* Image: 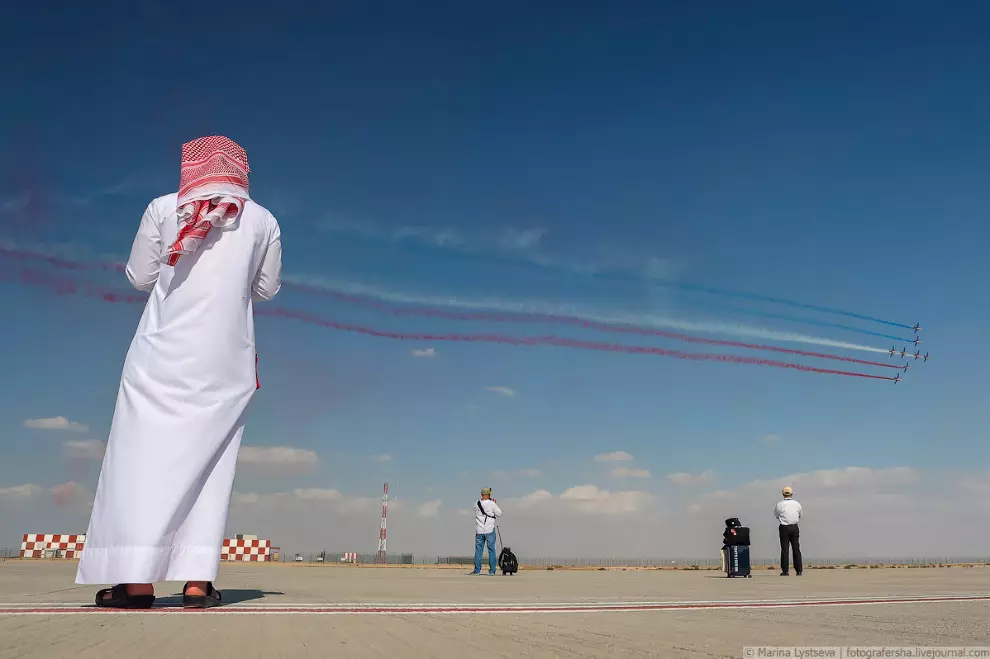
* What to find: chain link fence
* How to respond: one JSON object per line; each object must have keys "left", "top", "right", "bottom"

{"left": 3, "top": 546, "right": 986, "bottom": 567}
{"left": 280, "top": 553, "right": 990, "bottom": 567}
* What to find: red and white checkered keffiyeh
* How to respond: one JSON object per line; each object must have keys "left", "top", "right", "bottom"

{"left": 162, "top": 136, "right": 251, "bottom": 266}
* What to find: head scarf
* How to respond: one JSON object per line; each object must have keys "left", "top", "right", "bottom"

{"left": 162, "top": 136, "right": 251, "bottom": 266}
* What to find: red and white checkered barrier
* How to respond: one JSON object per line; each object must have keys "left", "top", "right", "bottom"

{"left": 340, "top": 552, "right": 358, "bottom": 563}
{"left": 221, "top": 538, "right": 272, "bottom": 562}
{"left": 20, "top": 534, "right": 85, "bottom": 559}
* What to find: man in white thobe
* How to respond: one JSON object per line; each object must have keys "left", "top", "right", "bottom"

{"left": 76, "top": 136, "right": 282, "bottom": 609}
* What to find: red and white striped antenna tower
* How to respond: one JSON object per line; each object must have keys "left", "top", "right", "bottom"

{"left": 376, "top": 482, "right": 388, "bottom": 564}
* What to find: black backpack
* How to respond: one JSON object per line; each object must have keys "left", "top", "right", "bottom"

{"left": 498, "top": 547, "right": 518, "bottom": 575}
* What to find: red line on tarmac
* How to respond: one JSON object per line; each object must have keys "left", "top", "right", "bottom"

{"left": 1, "top": 595, "right": 988, "bottom": 615}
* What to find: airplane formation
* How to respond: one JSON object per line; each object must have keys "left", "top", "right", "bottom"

{"left": 887, "top": 323, "right": 929, "bottom": 383}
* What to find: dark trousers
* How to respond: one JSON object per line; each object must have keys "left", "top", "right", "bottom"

{"left": 779, "top": 524, "right": 802, "bottom": 574}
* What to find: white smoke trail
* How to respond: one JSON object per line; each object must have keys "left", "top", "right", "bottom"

{"left": 281, "top": 274, "right": 890, "bottom": 355}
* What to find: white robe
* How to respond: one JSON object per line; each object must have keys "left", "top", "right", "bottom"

{"left": 76, "top": 192, "right": 281, "bottom": 585}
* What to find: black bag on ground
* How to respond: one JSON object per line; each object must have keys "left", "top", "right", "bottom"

{"left": 722, "top": 517, "right": 751, "bottom": 546}
{"left": 498, "top": 547, "right": 518, "bottom": 575}
{"left": 723, "top": 526, "right": 750, "bottom": 546}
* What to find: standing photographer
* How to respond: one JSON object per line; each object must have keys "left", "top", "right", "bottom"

{"left": 473, "top": 487, "right": 502, "bottom": 575}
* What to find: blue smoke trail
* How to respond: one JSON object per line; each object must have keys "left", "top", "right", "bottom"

{"left": 663, "top": 282, "right": 913, "bottom": 329}
{"left": 705, "top": 306, "right": 914, "bottom": 343}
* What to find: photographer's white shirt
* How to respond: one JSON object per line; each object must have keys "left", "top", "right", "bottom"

{"left": 475, "top": 499, "right": 502, "bottom": 534}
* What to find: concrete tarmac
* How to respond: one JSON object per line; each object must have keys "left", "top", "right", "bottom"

{"left": 2, "top": 562, "right": 989, "bottom": 658}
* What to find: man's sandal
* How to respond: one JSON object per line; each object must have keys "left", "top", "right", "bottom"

{"left": 95, "top": 584, "right": 155, "bottom": 609}
{"left": 182, "top": 582, "right": 222, "bottom": 608}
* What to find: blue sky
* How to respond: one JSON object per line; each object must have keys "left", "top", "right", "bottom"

{"left": 1, "top": 1, "right": 989, "bottom": 557}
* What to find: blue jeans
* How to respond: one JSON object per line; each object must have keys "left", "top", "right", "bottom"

{"left": 474, "top": 531, "right": 496, "bottom": 574}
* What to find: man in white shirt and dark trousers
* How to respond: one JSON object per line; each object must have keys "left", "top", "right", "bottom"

{"left": 775, "top": 486, "right": 803, "bottom": 576}
{"left": 473, "top": 487, "right": 502, "bottom": 575}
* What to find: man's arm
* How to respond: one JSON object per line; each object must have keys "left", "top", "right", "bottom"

{"left": 491, "top": 501, "right": 502, "bottom": 518}
{"left": 125, "top": 202, "right": 162, "bottom": 292}
{"left": 773, "top": 502, "right": 781, "bottom": 521}
{"left": 252, "top": 220, "right": 282, "bottom": 302}
{"left": 797, "top": 502, "right": 802, "bottom": 519}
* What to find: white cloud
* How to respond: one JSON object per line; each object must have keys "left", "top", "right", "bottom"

{"left": 238, "top": 446, "right": 319, "bottom": 470}
{"left": 696, "top": 466, "right": 922, "bottom": 511}
{"left": 486, "top": 386, "right": 516, "bottom": 397}
{"left": 958, "top": 473, "right": 990, "bottom": 498}
{"left": 517, "top": 469, "right": 541, "bottom": 477}
{"left": 505, "top": 485, "right": 653, "bottom": 516}
{"left": 610, "top": 467, "right": 651, "bottom": 479}
{"left": 229, "top": 486, "right": 401, "bottom": 523}
{"left": 371, "top": 454, "right": 392, "bottom": 463}
{"left": 315, "top": 218, "right": 678, "bottom": 282}
{"left": 764, "top": 466, "right": 918, "bottom": 492}
{"left": 0, "top": 481, "right": 92, "bottom": 507}
{"left": 62, "top": 439, "right": 105, "bottom": 460}
{"left": 292, "top": 487, "right": 344, "bottom": 501}
{"left": 492, "top": 470, "right": 507, "bottom": 479}
{"left": 515, "top": 490, "right": 554, "bottom": 508}
{"left": 411, "top": 348, "right": 437, "bottom": 359}
{"left": 416, "top": 499, "right": 442, "bottom": 518}
{"left": 559, "top": 485, "right": 653, "bottom": 515}
{"left": 211, "top": 466, "right": 990, "bottom": 558}
{"left": 499, "top": 228, "right": 545, "bottom": 251}
{"left": 762, "top": 434, "right": 780, "bottom": 444}
{"left": 665, "top": 469, "right": 716, "bottom": 486}
{"left": 319, "top": 218, "right": 465, "bottom": 248}
{"left": 65, "top": 174, "right": 164, "bottom": 207}
{"left": 231, "top": 492, "right": 261, "bottom": 505}
{"left": 1, "top": 194, "right": 31, "bottom": 213}
{"left": 594, "top": 451, "right": 634, "bottom": 462}
{"left": 0, "top": 484, "right": 43, "bottom": 502}
{"left": 23, "top": 416, "right": 88, "bottom": 433}
{"left": 50, "top": 481, "right": 89, "bottom": 507}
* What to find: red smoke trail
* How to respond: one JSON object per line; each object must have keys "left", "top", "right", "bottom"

{"left": 288, "top": 284, "right": 903, "bottom": 370}
{"left": 0, "top": 247, "right": 125, "bottom": 274}
{"left": 258, "top": 307, "right": 898, "bottom": 381}
{"left": 2, "top": 268, "right": 147, "bottom": 304}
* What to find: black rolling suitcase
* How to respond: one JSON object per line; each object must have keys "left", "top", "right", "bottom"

{"left": 722, "top": 517, "right": 752, "bottom": 578}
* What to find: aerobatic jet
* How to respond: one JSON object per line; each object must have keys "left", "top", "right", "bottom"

{"left": 913, "top": 323, "right": 922, "bottom": 333}
{"left": 912, "top": 337, "right": 921, "bottom": 346}
{"left": 900, "top": 347, "right": 908, "bottom": 358}
{"left": 902, "top": 363, "right": 910, "bottom": 373}
{"left": 913, "top": 350, "right": 922, "bottom": 360}
{"left": 889, "top": 346, "right": 897, "bottom": 357}
{"left": 892, "top": 373, "right": 902, "bottom": 384}
{"left": 923, "top": 352, "right": 929, "bottom": 362}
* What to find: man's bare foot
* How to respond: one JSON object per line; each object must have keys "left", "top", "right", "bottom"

{"left": 184, "top": 581, "right": 209, "bottom": 597}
